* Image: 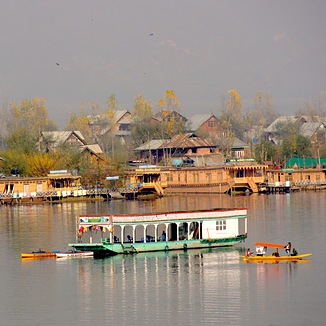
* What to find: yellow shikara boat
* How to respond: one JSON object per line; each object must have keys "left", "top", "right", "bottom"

{"left": 21, "top": 250, "right": 58, "bottom": 259}
{"left": 241, "top": 242, "right": 312, "bottom": 262}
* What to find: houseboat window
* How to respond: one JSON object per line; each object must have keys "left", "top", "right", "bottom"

{"left": 216, "top": 220, "right": 226, "bottom": 231}
{"left": 254, "top": 169, "right": 263, "bottom": 177}
{"left": 206, "top": 173, "right": 211, "bottom": 183}
{"left": 178, "top": 223, "right": 188, "bottom": 240}
{"left": 236, "top": 170, "right": 244, "bottom": 178}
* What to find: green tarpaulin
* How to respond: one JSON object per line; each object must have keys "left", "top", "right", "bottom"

{"left": 285, "top": 157, "right": 326, "bottom": 168}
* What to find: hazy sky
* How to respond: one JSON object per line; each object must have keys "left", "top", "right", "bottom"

{"left": 1, "top": 0, "right": 325, "bottom": 128}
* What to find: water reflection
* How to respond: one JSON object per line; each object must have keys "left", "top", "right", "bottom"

{"left": 68, "top": 248, "right": 245, "bottom": 325}
{"left": 1, "top": 192, "right": 325, "bottom": 326}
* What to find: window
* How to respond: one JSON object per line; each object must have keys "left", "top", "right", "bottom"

{"left": 216, "top": 220, "right": 226, "bottom": 231}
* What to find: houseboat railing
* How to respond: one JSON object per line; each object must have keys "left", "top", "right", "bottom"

{"left": 0, "top": 188, "right": 126, "bottom": 204}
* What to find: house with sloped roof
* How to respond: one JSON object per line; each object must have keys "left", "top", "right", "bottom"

{"left": 99, "top": 110, "right": 131, "bottom": 138}
{"left": 299, "top": 122, "right": 325, "bottom": 143}
{"left": 38, "top": 131, "right": 105, "bottom": 163}
{"left": 88, "top": 110, "right": 132, "bottom": 143}
{"left": 264, "top": 116, "right": 307, "bottom": 144}
{"left": 80, "top": 144, "right": 105, "bottom": 163}
{"left": 152, "top": 110, "right": 188, "bottom": 126}
{"left": 134, "top": 133, "right": 219, "bottom": 165}
{"left": 213, "top": 137, "right": 249, "bottom": 159}
{"left": 188, "top": 113, "right": 219, "bottom": 134}
{"left": 265, "top": 115, "right": 326, "bottom": 144}
{"left": 134, "top": 132, "right": 249, "bottom": 165}
{"left": 38, "top": 131, "right": 87, "bottom": 152}
{"left": 133, "top": 139, "right": 166, "bottom": 164}
{"left": 230, "top": 138, "right": 250, "bottom": 158}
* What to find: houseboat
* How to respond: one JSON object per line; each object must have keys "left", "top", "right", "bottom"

{"left": 69, "top": 207, "right": 248, "bottom": 257}
{"left": 266, "top": 167, "right": 326, "bottom": 192}
{"left": 124, "top": 160, "right": 268, "bottom": 196}
{"left": 0, "top": 170, "right": 123, "bottom": 205}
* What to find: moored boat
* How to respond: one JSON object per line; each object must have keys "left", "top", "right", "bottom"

{"left": 21, "top": 250, "right": 58, "bottom": 259}
{"left": 69, "top": 207, "right": 248, "bottom": 257}
{"left": 241, "top": 242, "right": 312, "bottom": 262}
{"left": 56, "top": 250, "right": 94, "bottom": 259}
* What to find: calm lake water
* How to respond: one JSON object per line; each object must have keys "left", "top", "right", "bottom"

{"left": 0, "top": 192, "right": 325, "bottom": 326}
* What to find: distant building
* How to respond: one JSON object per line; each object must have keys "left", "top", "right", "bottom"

{"left": 38, "top": 131, "right": 87, "bottom": 152}
{"left": 188, "top": 113, "right": 219, "bottom": 135}
{"left": 152, "top": 109, "right": 188, "bottom": 124}
{"left": 88, "top": 110, "right": 132, "bottom": 144}
{"left": 134, "top": 133, "right": 217, "bottom": 165}
{"left": 38, "top": 130, "right": 105, "bottom": 163}
{"left": 264, "top": 115, "right": 326, "bottom": 144}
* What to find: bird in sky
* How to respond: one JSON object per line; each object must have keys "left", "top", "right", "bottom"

{"left": 149, "top": 33, "right": 153, "bottom": 36}
{"left": 56, "top": 63, "right": 60, "bottom": 66}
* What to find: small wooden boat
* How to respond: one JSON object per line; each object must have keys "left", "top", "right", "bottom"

{"left": 56, "top": 250, "right": 94, "bottom": 259}
{"left": 241, "top": 242, "right": 312, "bottom": 262}
{"left": 21, "top": 250, "right": 58, "bottom": 259}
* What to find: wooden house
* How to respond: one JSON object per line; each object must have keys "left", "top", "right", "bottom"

{"left": 188, "top": 113, "right": 220, "bottom": 135}
{"left": 134, "top": 133, "right": 217, "bottom": 165}
{"left": 38, "top": 131, "right": 87, "bottom": 152}
{"left": 152, "top": 109, "right": 188, "bottom": 124}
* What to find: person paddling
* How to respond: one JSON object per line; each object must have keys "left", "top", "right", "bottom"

{"left": 245, "top": 248, "right": 253, "bottom": 257}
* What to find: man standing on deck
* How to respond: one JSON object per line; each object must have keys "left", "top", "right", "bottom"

{"left": 284, "top": 242, "right": 292, "bottom": 255}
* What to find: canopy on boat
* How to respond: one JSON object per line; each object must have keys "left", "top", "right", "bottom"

{"left": 255, "top": 242, "right": 285, "bottom": 249}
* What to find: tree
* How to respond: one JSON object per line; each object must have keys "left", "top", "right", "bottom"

{"left": 253, "top": 91, "right": 277, "bottom": 126}
{"left": 0, "top": 150, "right": 27, "bottom": 176}
{"left": 158, "top": 90, "right": 186, "bottom": 139}
{"left": 159, "top": 90, "right": 181, "bottom": 112}
{"left": 132, "top": 95, "right": 153, "bottom": 123}
{"left": 219, "top": 89, "right": 243, "bottom": 141}
{"left": 131, "top": 95, "right": 159, "bottom": 147}
{"left": 281, "top": 135, "right": 312, "bottom": 160}
{"left": 8, "top": 98, "right": 53, "bottom": 136}
{"left": 5, "top": 128, "right": 37, "bottom": 154}
{"left": 107, "top": 94, "right": 119, "bottom": 111}
{"left": 254, "top": 140, "right": 277, "bottom": 163}
{"left": 295, "top": 92, "right": 326, "bottom": 118}
{"left": 66, "top": 107, "right": 93, "bottom": 143}
{"left": 50, "top": 144, "right": 83, "bottom": 172}
{"left": 26, "top": 153, "right": 56, "bottom": 176}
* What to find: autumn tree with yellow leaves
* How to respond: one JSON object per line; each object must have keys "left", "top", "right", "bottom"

{"left": 158, "top": 90, "right": 187, "bottom": 139}
{"left": 26, "top": 153, "right": 56, "bottom": 177}
{"left": 4, "top": 97, "right": 57, "bottom": 153}
{"left": 8, "top": 98, "right": 56, "bottom": 136}
{"left": 219, "top": 89, "right": 243, "bottom": 157}
{"left": 131, "top": 95, "right": 158, "bottom": 147}
{"left": 66, "top": 101, "right": 102, "bottom": 143}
